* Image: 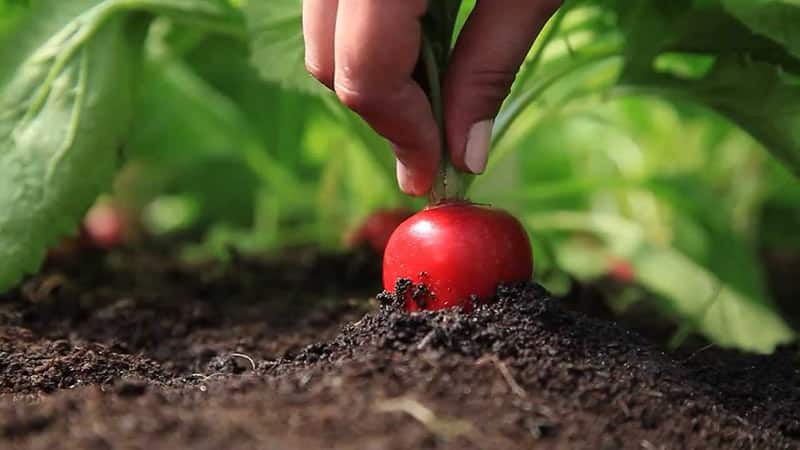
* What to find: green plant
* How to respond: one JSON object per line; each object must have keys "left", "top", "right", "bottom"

{"left": 1, "top": 0, "right": 799, "bottom": 352}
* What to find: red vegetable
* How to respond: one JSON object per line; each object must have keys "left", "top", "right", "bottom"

{"left": 346, "top": 208, "right": 413, "bottom": 254}
{"left": 80, "top": 202, "right": 127, "bottom": 249}
{"left": 383, "top": 202, "right": 533, "bottom": 312}
{"left": 608, "top": 257, "right": 636, "bottom": 284}
{"left": 46, "top": 203, "right": 129, "bottom": 264}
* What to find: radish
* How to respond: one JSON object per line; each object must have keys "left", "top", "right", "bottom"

{"left": 46, "top": 202, "right": 128, "bottom": 264}
{"left": 383, "top": 202, "right": 532, "bottom": 311}
{"left": 346, "top": 208, "right": 413, "bottom": 254}
{"left": 81, "top": 202, "right": 127, "bottom": 249}
{"left": 380, "top": 4, "right": 534, "bottom": 311}
{"left": 608, "top": 257, "right": 636, "bottom": 284}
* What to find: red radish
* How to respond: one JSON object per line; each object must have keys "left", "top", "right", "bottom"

{"left": 378, "top": 7, "right": 535, "bottom": 312}
{"left": 81, "top": 202, "right": 127, "bottom": 249}
{"left": 382, "top": 201, "right": 533, "bottom": 312}
{"left": 608, "top": 257, "right": 636, "bottom": 284}
{"left": 346, "top": 208, "right": 413, "bottom": 254}
{"left": 47, "top": 203, "right": 129, "bottom": 263}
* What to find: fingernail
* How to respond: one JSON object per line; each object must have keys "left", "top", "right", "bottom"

{"left": 464, "top": 119, "right": 493, "bottom": 174}
{"left": 395, "top": 158, "right": 426, "bottom": 197}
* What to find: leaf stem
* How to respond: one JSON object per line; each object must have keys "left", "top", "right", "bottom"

{"left": 422, "top": 30, "right": 465, "bottom": 203}
{"left": 422, "top": 37, "right": 444, "bottom": 134}
{"left": 492, "top": 52, "right": 622, "bottom": 146}
{"left": 513, "top": 3, "right": 569, "bottom": 92}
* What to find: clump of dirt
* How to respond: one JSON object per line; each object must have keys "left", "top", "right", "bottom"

{"left": 273, "top": 282, "right": 800, "bottom": 449}
{"left": 0, "top": 246, "right": 798, "bottom": 450}
{"left": 0, "top": 327, "right": 167, "bottom": 395}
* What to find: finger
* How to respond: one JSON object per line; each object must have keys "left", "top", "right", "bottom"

{"left": 302, "top": 0, "right": 339, "bottom": 89}
{"left": 334, "top": 0, "right": 440, "bottom": 196}
{"left": 444, "top": 0, "right": 561, "bottom": 174}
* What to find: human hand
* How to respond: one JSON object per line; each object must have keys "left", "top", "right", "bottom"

{"left": 302, "top": 0, "right": 561, "bottom": 196}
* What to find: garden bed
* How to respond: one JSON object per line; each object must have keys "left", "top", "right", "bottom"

{"left": 1, "top": 246, "right": 798, "bottom": 450}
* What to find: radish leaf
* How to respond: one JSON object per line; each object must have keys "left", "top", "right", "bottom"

{"left": 246, "top": 0, "right": 325, "bottom": 94}
{"left": 528, "top": 210, "right": 794, "bottom": 353}
{"left": 0, "top": 0, "right": 243, "bottom": 291}
{"left": 620, "top": 57, "right": 800, "bottom": 175}
{"left": 0, "top": 3, "right": 135, "bottom": 289}
{"left": 723, "top": 0, "right": 800, "bottom": 60}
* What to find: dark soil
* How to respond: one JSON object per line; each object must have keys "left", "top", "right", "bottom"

{"left": 1, "top": 245, "right": 798, "bottom": 450}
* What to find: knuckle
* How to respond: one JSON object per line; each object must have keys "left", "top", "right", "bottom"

{"left": 463, "top": 69, "right": 516, "bottom": 110}
{"left": 334, "top": 81, "right": 382, "bottom": 115}
{"left": 305, "top": 59, "right": 333, "bottom": 88}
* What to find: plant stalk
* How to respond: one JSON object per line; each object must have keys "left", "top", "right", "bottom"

{"left": 421, "top": 36, "right": 466, "bottom": 204}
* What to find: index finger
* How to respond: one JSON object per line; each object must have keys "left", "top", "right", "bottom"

{"left": 333, "top": 0, "right": 441, "bottom": 196}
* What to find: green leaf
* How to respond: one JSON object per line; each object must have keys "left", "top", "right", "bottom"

{"left": 0, "top": 0, "right": 242, "bottom": 291}
{"left": 723, "top": 0, "right": 800, "bottom": 60}
{"left": 246, "top": 0, "right": 325, "bottom": 94}
{"left": 609, "top": 0, "right": 800, "bottom": 75}
{"left": 528, "top": 211, "right": 794, "bottom": 353}
{"left": 128, "top": 53, "right": 263, "bottom": 228}
{"left": 644, "top": 174, "right": 771, "bottom": 302}
{"left": 0, "top": 0, "right": 29, "bottom": 40}
{"left": 0, "top": 6, "right": 134, "bottom": 289}
{"left": 619, "top": 56, "right": 800, "bottom": 175}
{"left": 631, "top": 245, "right": 792, "bottom": 353}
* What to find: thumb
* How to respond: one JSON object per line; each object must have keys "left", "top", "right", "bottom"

{"left": 443, "top": 0, "right": 561, "bottom": 174}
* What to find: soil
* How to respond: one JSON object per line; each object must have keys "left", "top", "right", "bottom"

{"left": 1, "top": 244, "right": 798, "bottom": 450}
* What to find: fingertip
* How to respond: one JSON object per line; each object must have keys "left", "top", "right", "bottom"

{"left": 396, "top": 160, "right": 427, "bottom": 197}
{"left": 393, "top": 146, "right": 438, "bottom": 197}
{"left": 463, "top": 119, "right": 493, "bottom": 174}
{"left": 444, "top": 0, "right": 558, "bottom": 174}
{"left": 305, "top": 59, "right": 334, "bottom": 90}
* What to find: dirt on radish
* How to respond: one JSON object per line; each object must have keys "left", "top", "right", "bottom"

{"left": 1, "top": 245, "right": 798, "bottom": 450}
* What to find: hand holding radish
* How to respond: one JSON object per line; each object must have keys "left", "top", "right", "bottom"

{"left": 305, "top": 1, "right": 555, "bottom": 310}
{"left": 302, "top": 0, "right": 560, "bottom": 196}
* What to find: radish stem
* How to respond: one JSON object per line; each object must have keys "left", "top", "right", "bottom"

{"left": 422, "top": 32, "right": 466, "bottom": 203}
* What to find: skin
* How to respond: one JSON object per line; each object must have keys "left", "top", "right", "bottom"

{"left": 302, "top": 0, "right": 562, "bottom": 197}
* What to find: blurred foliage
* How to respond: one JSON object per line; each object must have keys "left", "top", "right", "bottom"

{"left": 124, "top": 17, "right": 410, "bottom": 254}
{"left": 1, "top": 0, "right": 799, "bottom": 352}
